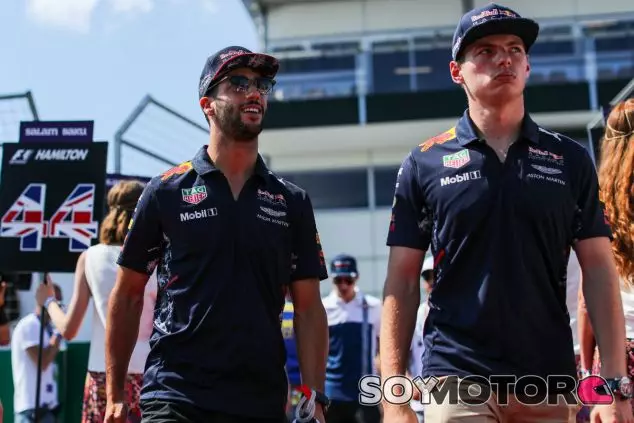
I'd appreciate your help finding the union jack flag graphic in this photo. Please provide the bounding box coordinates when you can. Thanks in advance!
[1,183,99,253]
[49,184,98,252]
[1,183,48,252]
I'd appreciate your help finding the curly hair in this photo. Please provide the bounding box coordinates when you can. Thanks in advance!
[99,180,145,245]
[598,99,634,287]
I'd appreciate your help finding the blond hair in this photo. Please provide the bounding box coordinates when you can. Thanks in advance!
[597,99,634,286]
[99,180,145,245]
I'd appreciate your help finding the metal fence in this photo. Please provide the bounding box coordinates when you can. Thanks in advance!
[586,76,634,165]
[113,95,208,177]
[0,91,40,181]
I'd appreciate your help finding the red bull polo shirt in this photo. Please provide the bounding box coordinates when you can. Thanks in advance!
[387,110,612,380]
[118,145,328,419]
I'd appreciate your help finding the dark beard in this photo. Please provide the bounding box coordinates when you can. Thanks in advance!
[215,102,263,141]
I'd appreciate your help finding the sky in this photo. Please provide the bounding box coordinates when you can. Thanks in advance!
[0,0,259,174]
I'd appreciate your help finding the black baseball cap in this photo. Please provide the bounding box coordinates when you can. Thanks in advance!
[198,46,279,98]
[451,3,540,61]
[330,254,358,278]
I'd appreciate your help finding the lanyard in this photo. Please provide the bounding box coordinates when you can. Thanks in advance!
[361,295,369,376]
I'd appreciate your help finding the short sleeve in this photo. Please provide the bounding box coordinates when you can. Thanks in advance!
[572,149,613,241]
[19,319,41,350]
[290,192,329,282]
[117,178,163,275]
[386,153,432,250]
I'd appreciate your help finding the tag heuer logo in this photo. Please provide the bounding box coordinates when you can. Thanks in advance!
[182,186,207,205]
[443,150,470,169]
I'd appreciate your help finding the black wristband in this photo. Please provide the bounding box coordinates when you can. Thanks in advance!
[0,306,8,325]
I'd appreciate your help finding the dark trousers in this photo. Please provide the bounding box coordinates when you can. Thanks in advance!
[141,400,287,423]
[326,400,381,423]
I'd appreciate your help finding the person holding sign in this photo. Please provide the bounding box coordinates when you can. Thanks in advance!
[11,283,63,423]
[36,180,156,423]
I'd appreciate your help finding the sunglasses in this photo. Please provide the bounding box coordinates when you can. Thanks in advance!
[334,277,355,285]
[211,75,276,95]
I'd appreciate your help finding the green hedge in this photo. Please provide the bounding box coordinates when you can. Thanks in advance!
[0,342,90,423]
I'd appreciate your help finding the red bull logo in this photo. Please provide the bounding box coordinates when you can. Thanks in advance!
[528,147,564,163]
[161,161,193,181]
[420,128,457,152]
[257,189,287,207]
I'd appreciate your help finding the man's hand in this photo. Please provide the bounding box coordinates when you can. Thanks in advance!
[35,282,55,308]
[104,401,128,423]
[50,333,62,349]
[591,400,634,422]
[382,404,418,423]
[314,404,325,423]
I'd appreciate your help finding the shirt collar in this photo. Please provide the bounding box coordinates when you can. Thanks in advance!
[191,145,271,185]
[455,109,540,147]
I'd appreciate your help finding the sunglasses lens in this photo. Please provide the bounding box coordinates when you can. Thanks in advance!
[228,76,274,94]
[257,78,274,93]
[335,278,353,285]
[229,76,250,90]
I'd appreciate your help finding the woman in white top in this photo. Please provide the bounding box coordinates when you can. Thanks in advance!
[36,180,157,423]
[578,99,634,415]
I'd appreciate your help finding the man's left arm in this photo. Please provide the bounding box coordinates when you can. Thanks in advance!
[290,279,328,392]
[289,191,329,414]
[575,237,626,378]
[571,147,626,377]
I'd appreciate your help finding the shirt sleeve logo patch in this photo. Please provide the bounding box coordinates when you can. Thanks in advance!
[419,127,457,152]
[442,149,471,168]
[181,186,207,205]
[161,161,193,181]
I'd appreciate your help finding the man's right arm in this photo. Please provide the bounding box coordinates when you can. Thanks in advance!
[381,248,425,387]
[106,267,149,403]
[25,335,62,371]
[380,153,431,418]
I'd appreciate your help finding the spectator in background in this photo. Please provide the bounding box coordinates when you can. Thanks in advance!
[323,254,382,423]
[0,280,9,346]
[408,255,435,423]
[579,98,634,415]
[35,180,156,423]
[0,273,22,326]
[11,283,63,423]
[281,290,301,421]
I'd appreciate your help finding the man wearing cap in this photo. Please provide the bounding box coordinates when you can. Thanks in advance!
[380,3,633,423]
[323,254,382,423]
[105,46,330,423]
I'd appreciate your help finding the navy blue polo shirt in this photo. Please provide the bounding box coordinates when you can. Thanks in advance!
[387,110,612,380]
[118,146,328,419]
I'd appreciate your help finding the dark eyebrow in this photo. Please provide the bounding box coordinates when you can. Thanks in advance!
[473,41,524,49]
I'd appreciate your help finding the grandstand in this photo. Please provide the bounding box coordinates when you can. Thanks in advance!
[241,0,634,297]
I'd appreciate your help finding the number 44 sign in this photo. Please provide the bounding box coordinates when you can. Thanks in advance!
[1,183,98,252]
[0,141,106,272]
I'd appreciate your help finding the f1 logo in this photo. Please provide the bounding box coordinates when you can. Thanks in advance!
[9,149,33,165]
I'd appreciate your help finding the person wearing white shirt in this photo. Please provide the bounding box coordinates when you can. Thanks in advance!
[323,254,382,423]
[11,285,63,423]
